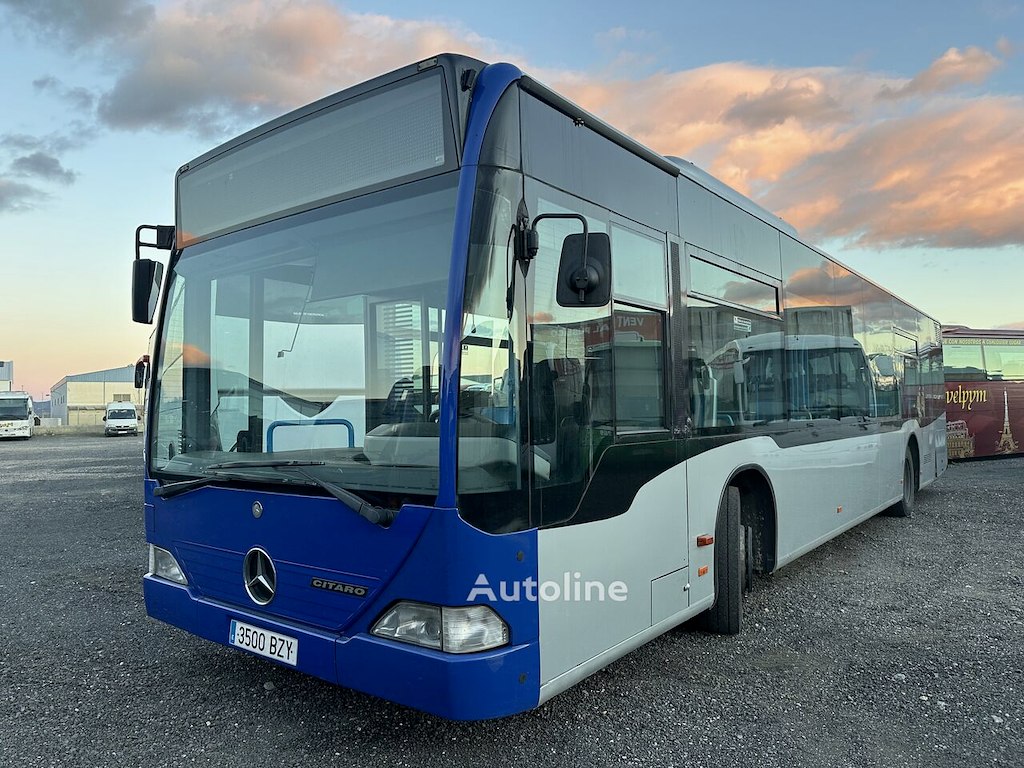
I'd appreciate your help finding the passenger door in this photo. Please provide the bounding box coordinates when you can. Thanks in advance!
[526,182,683,686]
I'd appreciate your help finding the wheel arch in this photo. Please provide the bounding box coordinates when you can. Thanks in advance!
[720,464,778,574]
[905,433,920,490]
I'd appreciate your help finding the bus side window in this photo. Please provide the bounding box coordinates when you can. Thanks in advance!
[687,298,784,430]
[744,349,784,422]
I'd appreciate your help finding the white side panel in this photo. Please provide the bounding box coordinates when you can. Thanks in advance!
[918,415,947,486]
[928,415,949,485]
[684,432,895,581]
[651,567,690,625]
[537,463,688,685]
[538,424,925,689]
[878,425,905,503]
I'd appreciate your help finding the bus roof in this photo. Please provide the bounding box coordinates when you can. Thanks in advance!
[719,333,864,354]
[942,325,1024,339]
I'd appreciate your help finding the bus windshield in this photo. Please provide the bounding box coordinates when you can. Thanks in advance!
[150,175,458,497]
[0,400,29,420]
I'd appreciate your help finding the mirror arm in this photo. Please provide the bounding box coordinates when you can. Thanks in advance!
[528,213,590,300]
[135,224,175,260]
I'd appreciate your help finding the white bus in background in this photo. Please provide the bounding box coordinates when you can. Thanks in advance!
[698,332,882,428]
[0,391,35,439]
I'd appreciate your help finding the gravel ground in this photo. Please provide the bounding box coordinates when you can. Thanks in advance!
[0,435,1021,768]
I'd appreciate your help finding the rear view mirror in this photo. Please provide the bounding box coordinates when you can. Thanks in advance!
[132,259,164,324]
[133,223,173,324]
[555,232,611,308]
[134,355,150,389]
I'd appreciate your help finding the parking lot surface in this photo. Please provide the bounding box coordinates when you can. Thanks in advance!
[0,435,1021,767]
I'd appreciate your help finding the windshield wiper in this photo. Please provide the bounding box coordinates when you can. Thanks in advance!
[153,471,253,499]
[153,460,397,528]
[204,459,328,470]
[282,466,396,528]
[153,460,327,499]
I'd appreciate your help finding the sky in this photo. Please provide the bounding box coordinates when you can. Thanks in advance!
[0,0,1022,399]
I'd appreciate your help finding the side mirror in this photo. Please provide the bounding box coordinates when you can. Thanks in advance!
[134,355,150,389]
[555,232,611,308]
[732,360,746,385]
[132,259,164,324]
[102,416,107,421]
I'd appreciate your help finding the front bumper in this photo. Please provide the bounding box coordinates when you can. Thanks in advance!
[143,575,539,720]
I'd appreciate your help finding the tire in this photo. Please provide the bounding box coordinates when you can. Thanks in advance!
[699,485,745,635]
[884,449,916,518]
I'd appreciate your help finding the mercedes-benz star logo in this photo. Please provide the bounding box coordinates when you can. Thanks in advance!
[243,547,276,605]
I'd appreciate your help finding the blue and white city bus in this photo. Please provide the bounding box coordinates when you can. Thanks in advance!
[131,54,946,720]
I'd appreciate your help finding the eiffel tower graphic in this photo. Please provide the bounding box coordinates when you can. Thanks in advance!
[996,389,1019,454]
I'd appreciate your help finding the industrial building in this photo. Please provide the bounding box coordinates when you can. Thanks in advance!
[0,360,12,393]
[50,366,143,426]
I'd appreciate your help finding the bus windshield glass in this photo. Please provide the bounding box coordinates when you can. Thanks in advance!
[178,69,453,246]
[150,175,458,497]
[0,400,29,420]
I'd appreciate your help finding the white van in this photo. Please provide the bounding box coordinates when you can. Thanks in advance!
[104,402,139,436]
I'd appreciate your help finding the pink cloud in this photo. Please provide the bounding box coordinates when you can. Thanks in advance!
[94,1,508,135]
[763,99,1024,247]
[878,46,1002,99]
[548,50,1022,249]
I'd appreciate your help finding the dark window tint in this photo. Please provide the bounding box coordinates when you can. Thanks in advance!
[786,343,872,420]
[179,70,454,245]
[612,225,667,307]
[612,306,666,432]
[520,92,676,232]
[687,299,785,429]
[690,255,778,314]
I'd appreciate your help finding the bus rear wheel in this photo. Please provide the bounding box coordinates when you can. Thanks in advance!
[885,449,916,518]
[699,485,746,635]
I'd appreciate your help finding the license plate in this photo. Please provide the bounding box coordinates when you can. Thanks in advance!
[229,620,298,666]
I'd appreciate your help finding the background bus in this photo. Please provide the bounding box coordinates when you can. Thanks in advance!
[943,325,1024,459]
[131,53,945,720]
[0,391,35,439]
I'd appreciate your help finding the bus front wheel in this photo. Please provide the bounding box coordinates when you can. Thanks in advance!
[699,485,746,635]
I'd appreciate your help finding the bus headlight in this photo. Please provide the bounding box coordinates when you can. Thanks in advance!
[441,605,509,653]
[371,602,508,653]
[148,544,188,585]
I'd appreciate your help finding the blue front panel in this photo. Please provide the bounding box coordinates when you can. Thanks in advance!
[337,501,540,719]
[147,482,434,633]
[145,489,540,719]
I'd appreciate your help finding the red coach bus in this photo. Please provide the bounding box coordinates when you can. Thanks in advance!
[942,325,1024,459]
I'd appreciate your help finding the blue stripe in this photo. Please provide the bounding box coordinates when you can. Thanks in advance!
[437,63,523,509]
